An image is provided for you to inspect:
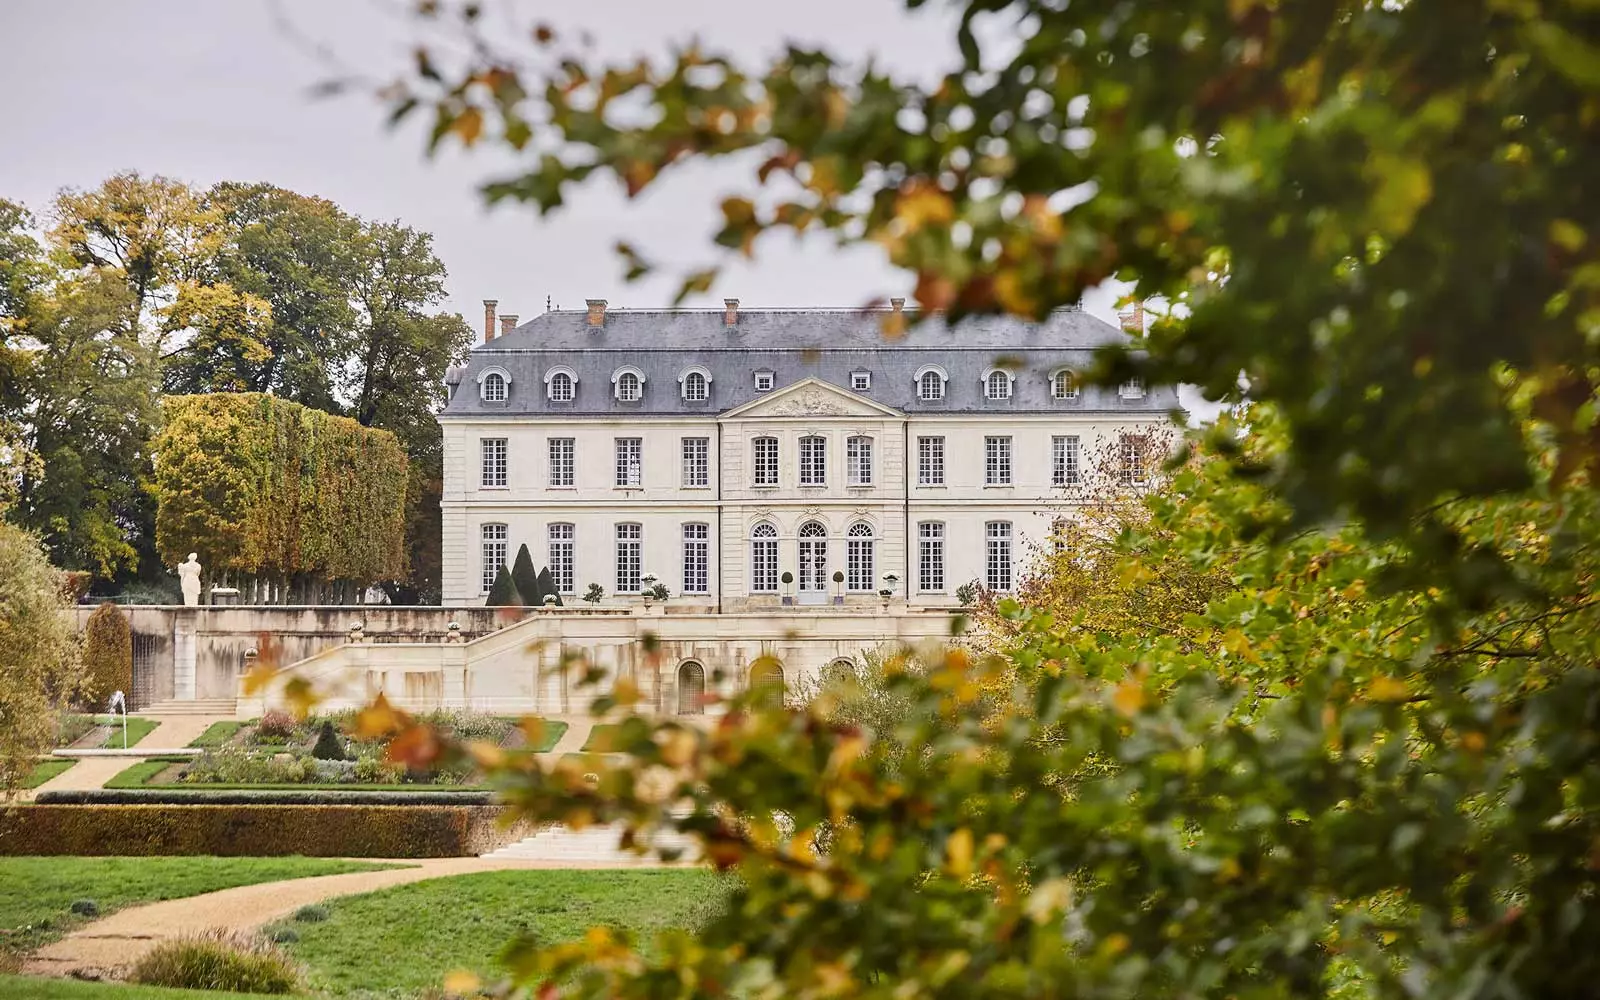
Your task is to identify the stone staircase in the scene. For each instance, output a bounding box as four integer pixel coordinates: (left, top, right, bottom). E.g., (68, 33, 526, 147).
(482, 823, 699, 865)
(138, 698, 239, 717)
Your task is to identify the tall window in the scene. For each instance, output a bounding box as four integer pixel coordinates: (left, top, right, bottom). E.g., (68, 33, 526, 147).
(548, 371, 574, 401)
(985, 436, 1013, 485)
(799, 436, 827, 486)
(548, 437, 574, 487)
(917, 436, 945, 486)
(1120, 437, 1148, 486)
(1052, 435, 1081, 487)
(918, 370, 944, 401)
(480, 438, 507, 488)
(682, 523, 709, 594)
(750, 522, 778, 593)
(481, 372, 507, 402)
(752, 436, 779, 487)
(1051, 370, 1078, 399)
(480, 523, 507, 593)
(617, 371, 643, 401)
(615, 437, 643, 487)
(985, 370, 1013, 400)
(682, 371, 708, 401)
(986, 521, 1013, 591)
(548, 523, 574, 593)
(846, 522, 875, 592)
(682, 437, 710, 487)
(797, 521, 828, 592)
(918, 522, 945, 592)
(846, 436, 874, 486)
(615, 523, 642, 593)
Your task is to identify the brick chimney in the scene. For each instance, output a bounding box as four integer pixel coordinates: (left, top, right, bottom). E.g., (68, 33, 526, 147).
(482, 299, 498, 343)
(1118, 302, 1145, 334)
(723, 298, 740, 328)
(585, 298, 608, 328)
(499, 313, 519, 337)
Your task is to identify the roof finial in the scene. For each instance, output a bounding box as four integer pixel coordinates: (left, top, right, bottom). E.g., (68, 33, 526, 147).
(546, 294, 552, 313)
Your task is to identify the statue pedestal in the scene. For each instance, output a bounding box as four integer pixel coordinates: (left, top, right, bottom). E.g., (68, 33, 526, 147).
(172, 608, 198, 701)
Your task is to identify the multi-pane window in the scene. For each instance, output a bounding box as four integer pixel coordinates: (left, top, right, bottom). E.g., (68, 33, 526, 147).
(846, 436, 874, 486)
(548, 371, 574, 401)
(750, 523, 778, 593)
(683, 371, 708, 401)
(917, 436, 945, 486)
(846, 522, 875, 592)
(986, 521, 1014, 591)
(1120, 437, 1148, 486)
(548, 437, 574, 487)
(1052, 435, 1081, 487)
(615, 437, 643, 487)
(482, 372, 507, 402)
(985, 436, 1013, 485)
(985, 370, 1013, 400)
(548, 523, 574, 593)
(917, 522, 945, 592)
(617, 371, 643, 401)
(754, 371, 774, 392)
(1051, 370, 1078, 399)
(852, 371, 871, 392)
(682, 437, 710, 487)
(480, 438, 507, 488)
(799, 435, 827, 486)
(918, 370, 944, 400)
(615, 523, 642, 593)
(1120, 377, 1145, 399)
(752, 436, 779, 486)
(480, 523, 507, 593)
(682, 523, 709, 594)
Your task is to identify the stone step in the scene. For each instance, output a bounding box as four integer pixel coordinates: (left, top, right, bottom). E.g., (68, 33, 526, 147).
(481, 823, 699, 864)
(139, 700, 239, 716)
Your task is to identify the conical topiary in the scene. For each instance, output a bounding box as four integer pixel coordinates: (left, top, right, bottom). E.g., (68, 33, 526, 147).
(486, 565, 521, 606)
(311, 720, 345, 761)
(511, 544, 541, 607)
(536, 566, 562, 606)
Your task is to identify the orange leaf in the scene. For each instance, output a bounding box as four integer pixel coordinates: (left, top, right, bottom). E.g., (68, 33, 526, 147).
(355, 693, 409, 740)
(386, 723, 443, 770)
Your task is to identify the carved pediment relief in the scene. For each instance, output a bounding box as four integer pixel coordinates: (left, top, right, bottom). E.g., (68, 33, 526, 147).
(723, 378, 902, 420)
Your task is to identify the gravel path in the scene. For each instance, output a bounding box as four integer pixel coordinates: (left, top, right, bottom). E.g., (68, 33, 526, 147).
(24, 715, 226, 799)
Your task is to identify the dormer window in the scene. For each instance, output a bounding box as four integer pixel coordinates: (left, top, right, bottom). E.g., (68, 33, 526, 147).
(680, 366, 712, 401)
(1051, 369, 1079, 400)
(1120, 377, 1145, 399)
(851, 370, 871, 392)
(612, 366, 646, 402)
(477, 366, 512, 403)
(983, 369, 1015, 401)
(543, 365, 578, 402)
(914, 364, 947, 402)
(754, 370, 775, 392)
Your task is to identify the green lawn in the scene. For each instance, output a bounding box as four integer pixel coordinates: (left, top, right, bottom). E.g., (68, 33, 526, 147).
(277, 869, 721, 996)
(580, 723, 622, 752)
(21, 759, 75, 789)
(0, 856, 403, 960)
(0, 976, 265, 999)
(523, 718, 568, 752)
(185, 720, 242, 748)
(103, 760, 171, 789)
(91, 716, 157, 749)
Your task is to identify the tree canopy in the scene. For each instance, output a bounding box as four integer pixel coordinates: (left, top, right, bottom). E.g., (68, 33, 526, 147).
(0, 520, 79, 799)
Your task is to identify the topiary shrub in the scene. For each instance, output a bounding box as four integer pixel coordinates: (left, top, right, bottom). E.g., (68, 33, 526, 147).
(69, 898, 98, 917)
(131, 930, 302, 994)
(536, 566, 562, 606)
(511, 544, 542, 606)
(485, 565, 521, 606)
(80, 602, 132, 711)
(311, 720, 345, 761)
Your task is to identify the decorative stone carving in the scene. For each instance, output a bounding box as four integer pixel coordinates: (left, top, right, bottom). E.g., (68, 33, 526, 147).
(177, 553, 202, 606)
(766, 386, 853, 416)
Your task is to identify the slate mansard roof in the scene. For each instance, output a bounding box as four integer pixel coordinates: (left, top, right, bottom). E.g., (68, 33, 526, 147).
(441, 306, 1178, 418)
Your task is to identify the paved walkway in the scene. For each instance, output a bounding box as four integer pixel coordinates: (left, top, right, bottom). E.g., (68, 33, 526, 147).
(24, 715, 227, 799)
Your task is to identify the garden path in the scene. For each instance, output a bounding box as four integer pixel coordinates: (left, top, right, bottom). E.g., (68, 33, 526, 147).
(24, 715, 230, 799)
(544, 716, 592, 754)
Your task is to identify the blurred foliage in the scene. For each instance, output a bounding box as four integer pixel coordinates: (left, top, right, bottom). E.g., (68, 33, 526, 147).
(0, 520, 80, 799)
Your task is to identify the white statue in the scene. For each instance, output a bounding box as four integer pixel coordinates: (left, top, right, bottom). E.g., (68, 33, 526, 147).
(177, 553, 202, 606)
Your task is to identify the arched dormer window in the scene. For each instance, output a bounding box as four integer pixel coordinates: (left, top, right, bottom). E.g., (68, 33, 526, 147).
(1050, 368, 1079, 400)
(543, 365, 577, 402)
(914, 364, 947, 402)
(983, 368, 1015, 400)
(679, 366, 712, 402)
(477, 366, 511, 402)
(612, 366, 646, 402)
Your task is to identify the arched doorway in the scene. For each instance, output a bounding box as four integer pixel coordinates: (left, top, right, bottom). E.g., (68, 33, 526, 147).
(749, 657, 786, 710)
(677, 661, 706, 715)
(797, 521, 828, 604)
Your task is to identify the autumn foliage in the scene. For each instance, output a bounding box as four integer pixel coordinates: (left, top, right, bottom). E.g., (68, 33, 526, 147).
(80, 601, 132, 711)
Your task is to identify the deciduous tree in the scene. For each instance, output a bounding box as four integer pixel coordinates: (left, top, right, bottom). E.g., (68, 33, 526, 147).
(0, 520, 80, 799)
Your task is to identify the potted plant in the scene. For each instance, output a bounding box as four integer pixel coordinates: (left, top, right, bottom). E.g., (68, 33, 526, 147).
(780, 571, 795, 606)
(832, 569, 846, 605)
(542, 594, 559, 607)
(879, 573, 899, 609)
(641, 572, 659, 606)
(650, 582, 670, 601)
(583, 583, 604, 604)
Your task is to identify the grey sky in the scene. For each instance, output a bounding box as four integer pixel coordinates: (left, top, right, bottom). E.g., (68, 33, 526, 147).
(2, 0, 1211, 416)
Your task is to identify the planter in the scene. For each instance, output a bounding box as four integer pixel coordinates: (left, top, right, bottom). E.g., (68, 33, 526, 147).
(781, 596, 794, 606)
(832, 596, 844, 606)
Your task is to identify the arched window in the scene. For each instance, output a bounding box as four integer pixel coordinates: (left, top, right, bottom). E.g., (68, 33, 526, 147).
(984, 369, 1014, 400)
(797, 521, 828, 593)
(478, 366, 512, 402)
(547, 371, 575, 401)
(616, 371, 641, 401)
(749, 658, 785, 710)
(680, 368, 711, 401)
(916, 366, 946, 401)
(823, 658, 856, 687)
(749, 522, 778, 593)
(1051, 369, 1079, 400)
(846, 521, 875, 591)
(1120, 376, 1145, 399)
(677, 661, 706, 715)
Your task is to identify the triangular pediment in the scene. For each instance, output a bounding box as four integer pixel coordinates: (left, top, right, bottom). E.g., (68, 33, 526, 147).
(721, 377, 903, 420)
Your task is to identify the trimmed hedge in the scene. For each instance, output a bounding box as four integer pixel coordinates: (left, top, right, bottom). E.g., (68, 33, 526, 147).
(0, 804, 530, 857)
(38, 789, 495, 805)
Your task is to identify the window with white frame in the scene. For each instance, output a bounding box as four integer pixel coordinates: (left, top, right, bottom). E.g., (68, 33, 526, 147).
(1052, 435, 1081, 487)
(1120, 437, 1148, 486)
(917, 369, 945, 401)
(984, 369, 1013, 400)
(749, 522, 778, 593)
(846, 522, 875, 591)
(917, 436, 945, 486)
(799, 435, 826, 486)
(1120, 376, 1145, 399)
(682, 369, 709, 401)
(986, 521, 1013, 591)
(752, 436, 779, 486)
(846, 436, 874, 486)
(851, 370, 871, 392)
(615, 370, 643, 401)
(917, 522, 945, 592)
(681, 437, 709, 487)
(548, 523, 574, 593)
(548, 437, 574, 487)
(984, 436, 1013, 485)
(546, 370, 575, 402)
(615, 437, 643, 487)
(481, 371, 508, 402)
(480, 438, 507, 488)
(1051, 369, 1078, 399)
(682, 523, 709, 594)
(615, 523, 642, 593)
(480, 523, 507, 593)
(754, 370, 775, 392)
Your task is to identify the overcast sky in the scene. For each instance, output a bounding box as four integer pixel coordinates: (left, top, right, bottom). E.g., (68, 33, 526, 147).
(2, 0, 1210, 413)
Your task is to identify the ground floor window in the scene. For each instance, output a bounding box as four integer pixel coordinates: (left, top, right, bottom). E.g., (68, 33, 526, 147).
(481, 523, 507, 593)
(985, 521, 1013, 591)
(846, 522, 875, 591)
(615, 523, 642, 593)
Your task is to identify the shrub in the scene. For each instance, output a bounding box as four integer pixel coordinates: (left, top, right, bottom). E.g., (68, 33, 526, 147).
(485, 564, 521, 606)
(68, 898, 98, 917)
(131, 929, 302, 994)
(293, 904, 330, 923)
(417, 710, 514, 744)
(311, 759, 357, 783)
(256, 710, 296, 742)
(354, 753, 403, 784)
(311, 720, 345, 761)
(583, 582, 604, 603)
(80, 602, 132, 711)
(266, 926, 299, 944)
(182, 747, 313, 785)
(56, 713, 97, 747)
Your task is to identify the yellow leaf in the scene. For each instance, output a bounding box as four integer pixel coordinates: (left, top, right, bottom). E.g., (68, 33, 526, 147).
(1111, 679, 1147, 717)
(612, 677, 641, 707)
(656, 727, 697, 767)
(1551, 218, 1588, 252)
(1366, 154, 1433, 236)
(896, 181, 955, 232)
(1366, 676, 1410, 703)
(450, 107, 484, 146)
(945, 827, 974, 878)
(442, 969, 480, 995)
